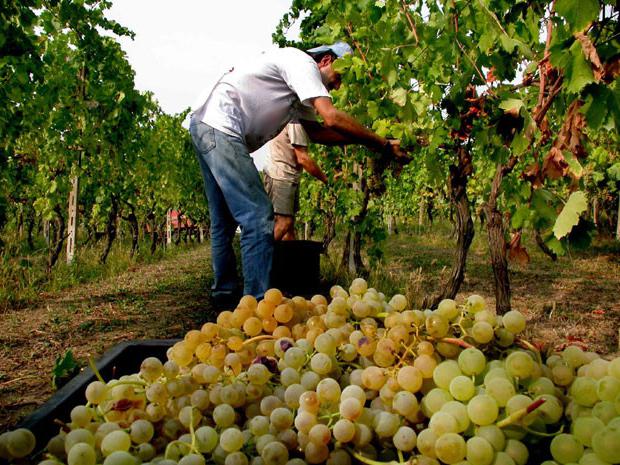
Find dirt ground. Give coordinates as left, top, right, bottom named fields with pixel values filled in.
left=0, top=245, right=214, bottom=430
left=1, top=232, right=619, bottom=432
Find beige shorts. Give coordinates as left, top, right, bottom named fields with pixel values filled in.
left=264, top=174, right=299, bottom=216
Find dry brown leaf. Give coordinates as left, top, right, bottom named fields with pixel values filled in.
left=508, top=232, right=530, bottom=266
left=543, top=147, right=569, bottom=179
left=521, top=163, right=543, bottom=189
left=575, top=32, right=604, bottom=81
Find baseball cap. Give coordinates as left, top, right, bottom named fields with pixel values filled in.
left=307, top=41, right=353, bottom=58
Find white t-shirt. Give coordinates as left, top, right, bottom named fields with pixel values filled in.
left=265, top=123, right=309, bottom=183
left=193, top=48, right=330, bottom=153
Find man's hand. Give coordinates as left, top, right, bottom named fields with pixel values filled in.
left=383, top=139, right=410, bottom=164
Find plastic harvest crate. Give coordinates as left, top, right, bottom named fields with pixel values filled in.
left=16, top=339, right=178, bottom=453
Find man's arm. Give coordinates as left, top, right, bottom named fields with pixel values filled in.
left=293, top=145, right=328, bottom=184
left=307, top=97, right=407, bottom=160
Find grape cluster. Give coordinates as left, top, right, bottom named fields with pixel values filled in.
left=1, top=278, right=620, bottom=465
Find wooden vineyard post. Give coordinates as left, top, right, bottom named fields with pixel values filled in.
left=199, top=225, right=205, bottom=243
left=43, top=220, right=50, bottom=246
left=66, top=176, right=79, bottom=264
left=166, top=209, right=172, bottom=246
left=304, top=222, right=310, bottom=240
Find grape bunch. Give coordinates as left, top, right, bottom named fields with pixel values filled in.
left=1, top=278, right=619, bottom=465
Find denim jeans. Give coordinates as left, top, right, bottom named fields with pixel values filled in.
left=189, top=119, right=274, bottom=300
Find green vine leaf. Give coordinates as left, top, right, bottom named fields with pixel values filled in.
left=553, top=191, right=588, bottom=239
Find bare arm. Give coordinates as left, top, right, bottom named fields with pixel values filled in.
left=307, top=96, right=408, bottom=160
left=293, top=145, right=328, bottom=184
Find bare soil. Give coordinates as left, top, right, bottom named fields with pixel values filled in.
left=0, top=245, right=213, bottom=430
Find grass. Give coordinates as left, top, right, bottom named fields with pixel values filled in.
left=0, top=234, right=202, bottom=311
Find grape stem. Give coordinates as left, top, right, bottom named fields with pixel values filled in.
left=440, top=337, right=474, bottom=349
left=347, top=448, right=408, bottom=465
left=496, top=398, right=546, bottom=428
left=523, top=424, right=565, bottom=437
left=88, top=355, right=106, bottom=384
left=242, top=335, right=276, bottom=345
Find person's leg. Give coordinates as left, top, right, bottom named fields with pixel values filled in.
left=274, top=214, right=295, bottom=241
left=189, top=121, right=240, bottom=299
left=202, top=129, right=274, bottom=299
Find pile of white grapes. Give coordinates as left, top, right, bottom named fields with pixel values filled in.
left=1, top=278, right=620, bottom=465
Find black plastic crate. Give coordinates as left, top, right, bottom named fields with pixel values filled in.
left=16, top=339, right=178, bottom=451
left=271, top=240, right=323, bottom=297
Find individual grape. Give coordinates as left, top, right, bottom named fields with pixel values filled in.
left=316, top=378, right=340, bottom=403
left=226, top=451, right=250, bottom=465
left=270, top=407, right=294, bottom=430
left=129, top=419, right=154, bottom=444
left=195, top=426, right=219, bottom=453
left=260, top=395, right=284, bottom=416
left=280, top=367, right=300, bottom=387
left=592, top=400, right=616, bottom=424
left=421, top=388, right=453, bottom=416
left=475, top=425, right=506, bottom=452
left=493, top=452, right=516, bottom=465
left=101, top=430, right=131, bottom=456
left=505, top=351, right=535, bottom=379
left=466, top=436, right=495, bottom=465
left=244, top=317, right=263, bottom=337
left=592, top=426, right=620, bottom=463
left=264, top=288, right=283, bottom=306
left=397, top=365, right=423, bottom=392
left=333, top=419, right=356, bottom=443
left=294, top=411, right=317, bottom=434
left=392, top=390, right=419, bottom=417
left=362, top=366, right=387, bottom=390
left=274, top=303, right=294, bottom=323
left=308, top=424, right=331, bottom=445
left=326, top=449, right=351, bottom=465
left=597, top=375, right=620, bottom=401
left=436, top=298, right=459, bottom=320
left=135, top=443, right=155, bottom=462
left=426, top=313, right=450, bottom=338
left=69, top=405, right=92, bottom=428
left=472, top=321, right=494, bottom=344
left=284, top=383, right=305, bottom=409
left=586, top=359, right=610, bottom=380
left=389, top=294, right=408, bottom=312
left=3, top=429, right=35, bottom=459
left=550, top=434, right=584, bottom=464
left=504, top=439, right=528, bottom=465
left=572, top=416, right=605, bottom=447
left=373, top=411, right=400, bottom=438
left=502, top=311, right=526, bottom=334
left=85, top=381, right=108, bottom=405
left=435, top=433, right=467, bottom=464
left=467, top=395, right=499, bottom=425
left=220, top=428, right=244, bottom=453
left=450, top=375, right=476, bottom=401
left=179, top=454, right=206, bottom=465
left=213, top=403, right=236, bottom=428
left=529, top=377, right=556, bottom=397
left=458, top=348, right=487, bottom=375
left=179, top=406, right=202, bottom=429
left=570, top=377, right=599, bottom=407
left=310, top=353, right=332, bottom=374
left=578, top=451, right=610, bottom=465
left=415, top=354, right=438, bottom=378
left=67, top=443, right=96, bottom=465
left=467, top=295, right=486, bottom=313
left=535, top=394, right=564, bottom=424
left=304, top=442, right=328, bottom=464
left=299, top=391, right=320, bottom=413
left=486, top=377, right=516, bottom=407
left=102, top=451, right=137, bottom=465
left=417, top=428, right=438, bottom=458
left=140, top=356, right=164, bottom=382
left=433, top=360, right=462, bottom=389
left=429, top=411, right=459, bottom=435
left=339, top=397, right=363, bottom=421
left=441, top=401, right=470, bottom=432
left=350, top=278, right=368, bottom=295
left=393, top=426, right=417, bottom=452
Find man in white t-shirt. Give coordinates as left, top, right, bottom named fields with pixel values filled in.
left=264, top=122, right=327, bottom=241
left=189, top=42, right=406, bottom=304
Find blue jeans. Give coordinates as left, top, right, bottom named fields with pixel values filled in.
left=189, top=119, right=274, bottom=300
